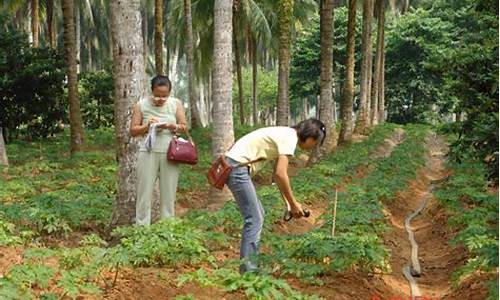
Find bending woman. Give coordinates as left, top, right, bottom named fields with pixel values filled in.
left=224, top=118, right=326, bottom=273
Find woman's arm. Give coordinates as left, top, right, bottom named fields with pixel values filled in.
left=130, top=103, right=156, bottom=137
left=274, top=154, right=304, bottom=218
left=174, top=99, right=188, bottom=134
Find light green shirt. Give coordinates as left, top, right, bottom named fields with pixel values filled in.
left=138, top=96, right=178, bottom=153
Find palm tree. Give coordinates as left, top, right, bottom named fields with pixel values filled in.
left=370, top=0, right=385, bottom=125
left=339, top=0, right=357, bottom=143
left=184, top=0, right=201, bottom=128
left=378, top=41, right=386, bottom=122
left=109, top=0, right=146, bottom=226
left=309, top=0, right=337, bottom=165
left=62, top=0, right=85, bottom=153
left=354, top=0, right=374, bottom=135
left=0, top=127, right=8, bottom=166
left=46, top=0, right=56, bottom=48
left=233, top=0, right=272, bottom=125
left=276, top=0, right=293, bottom=126
left=210, top=0, right=234, bottom=204
left=250, top=32, right=258, bottom=125
left=233, top=1, right=245, bottom=125
left=31, top=0, right=39, bottom=47
left=154, top=0, right=164, bottom=74
left=318, top=0, right=336, bottom=149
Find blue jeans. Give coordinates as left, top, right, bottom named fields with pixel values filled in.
left=225, top=156, right=265, bottom=274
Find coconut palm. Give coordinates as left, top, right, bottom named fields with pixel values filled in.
left=62, top=0, right=85, bottom=153
left=154, top=0, right=164, bottom=74
left=276, top=0, right=293, bottom=126
left=353, top=0, right=374, bottom=134
left=339, top=0, right=357, bottom=144
left=210, top=0, right=234, bottom=204
left=109, top=0, right=146, bottom=226
left=184, top=0, right=202, bottom=127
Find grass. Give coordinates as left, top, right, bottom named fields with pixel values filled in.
left=433, top=161, right=499, bottom=299
left=0, top=123, right=496, bottom=299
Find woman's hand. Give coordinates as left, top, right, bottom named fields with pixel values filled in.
left=158, top=123, right=177, bottom=131
left=289, top=201, right=305, bottom=218
left=148, top=117, right=159, bottom=126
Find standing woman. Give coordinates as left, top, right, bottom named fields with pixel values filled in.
left=130, top=75, right=188, bottom=225
left=224, top=118, right=327, bottom=273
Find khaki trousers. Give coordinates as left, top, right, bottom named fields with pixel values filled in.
left=136, top=150, right=179, bottom=225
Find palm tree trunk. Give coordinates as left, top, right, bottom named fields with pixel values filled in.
left=46, top=0, right=56, bottom=49
left=371, top=0, right=385, bottom=125
left=210, top=0, right=234, bottom=205
left=354, top=0, right=374, bottom=135
left=75, top=4, right=81, bottom=73
left=308, top=0, right=337, bottom=166
left=339, top=0, right=356, bottom=144
left=62, top=0, right=85, bottom=154
left=276, top=0, right=293, bottom=126
left=378, top=48, right=386, bottom=122
left=403, top=0, right=409, bottom=14
left=75, top=1, right=82, bottom=74
left=109, top=0, right=145, bottom=227
left=142, top=8, right=148, bottom=66
left=87, top=34, right=93, bottom=71
left=233, top=8, right=244, bottom=125
left=250, top=33, right=258, bottom=125
left=184, top=0, right=201, bottom=128
left=154, top=0, right=164, bottom=74
left=0, top=127, right=8, bottom=166
left=31, top=0, right=39, bottom=47
left=319, top=0, right=336, bottom=150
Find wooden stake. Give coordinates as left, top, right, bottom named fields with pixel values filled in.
left=332, top=189, right=338, bottom=237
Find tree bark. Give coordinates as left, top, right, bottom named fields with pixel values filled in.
left=87, top=34, right=93, bottom=71
left=318, top=0, right=336, bottom=152
left=0, top=127, right=8, bottom=166
left=75, top=4, right=80, bottom=74
left=250, top=33, right=258, bottom=125
left=142, top=8, right=148, bottom=66
left=209, top=0, right=234, bottom=205
left=378, top=49, right=386, bottom=122
left=46, top=0, right=56, bottom=49
left=403, top=0, right=409, bottom=14
left=276, top=0, right=293, bottom=126
left=371, top=0, right=385, bottom=125
left=233, top=7, right=244, bottom=125
left=184, top=0, right=201, bottom=128
left=154, top=0, right=164, bottom=74
left=354, top=0, right=374, bottom=135
left=109, top=0, right=146, bottom=227
left=31, top=0, right=39, bottom=47
left=62, top=0, right=85, bottom=154
left=308, top=0, right=337, bottom=166
left=339, top=0, right=356, bottom=144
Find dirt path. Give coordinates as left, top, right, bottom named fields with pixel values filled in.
left=379, top=131, right=467, bottom=299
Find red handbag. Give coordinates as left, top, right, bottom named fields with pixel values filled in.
left=167, top=129, right=198, bottom=165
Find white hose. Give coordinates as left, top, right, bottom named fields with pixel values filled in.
left=402, top=176, right=450, bottom=299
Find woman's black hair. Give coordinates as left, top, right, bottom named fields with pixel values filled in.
left=151, top=75, right=172, bottom=91
left=291, top=118, right=327, bottom=146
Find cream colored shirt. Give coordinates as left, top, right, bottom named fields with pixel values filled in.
left=225, top=126, right=299, bottom=174
left=138, top=96, right=178, bottom=153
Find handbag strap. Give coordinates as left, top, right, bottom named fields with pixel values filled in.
left=173, top=125, right=194, bottom=144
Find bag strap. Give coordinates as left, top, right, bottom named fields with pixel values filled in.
left=173, top=124, right=194, bottom=144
